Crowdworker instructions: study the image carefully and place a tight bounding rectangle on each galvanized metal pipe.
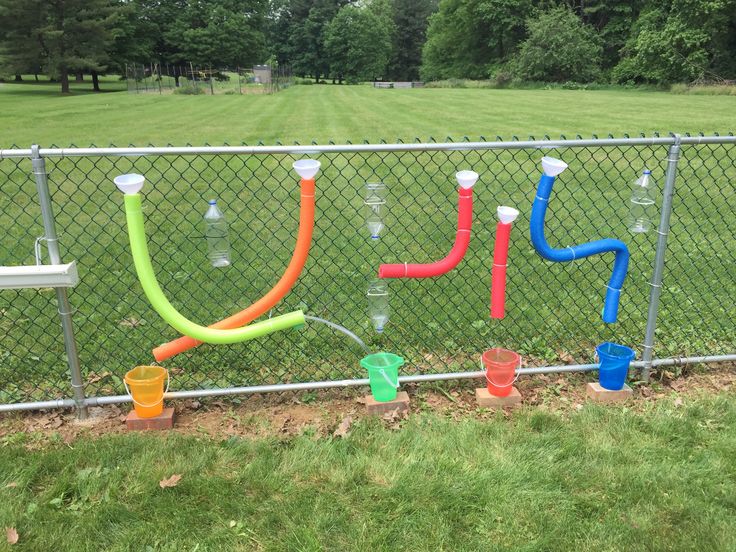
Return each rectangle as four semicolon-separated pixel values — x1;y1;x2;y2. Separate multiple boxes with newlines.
1;135;734;160
641;136;682;381
0;354;733;413
31;146;88;420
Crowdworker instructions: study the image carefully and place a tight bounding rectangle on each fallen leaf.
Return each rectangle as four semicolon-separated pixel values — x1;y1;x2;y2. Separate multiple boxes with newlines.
355;396;367;405
674;397;684;408
332;416;353;438
557;350;575;364
159;474;182;489
6;527;18;545
5;482;18;489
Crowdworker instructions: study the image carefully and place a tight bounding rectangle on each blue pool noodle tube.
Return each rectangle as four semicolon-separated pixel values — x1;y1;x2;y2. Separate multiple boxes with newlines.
530;157;629;323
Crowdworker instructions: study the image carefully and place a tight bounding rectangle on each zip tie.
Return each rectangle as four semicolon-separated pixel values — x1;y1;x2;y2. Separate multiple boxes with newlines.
535;196;548;202
70;382;85;389
606;285;621;292
457;229;470;233
567;247;576;260
655;229;668;236
404;262;409;277
493;263;507;268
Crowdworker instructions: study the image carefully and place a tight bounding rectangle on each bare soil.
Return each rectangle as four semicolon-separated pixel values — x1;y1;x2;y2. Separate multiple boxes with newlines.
1;363;733;448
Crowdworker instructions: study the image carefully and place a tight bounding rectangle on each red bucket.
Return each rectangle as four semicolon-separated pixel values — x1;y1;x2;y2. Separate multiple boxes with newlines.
482;348;520;397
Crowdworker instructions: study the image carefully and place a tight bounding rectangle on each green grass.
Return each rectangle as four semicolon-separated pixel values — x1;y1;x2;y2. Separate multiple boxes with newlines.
1;395;736;550
2;78;736;146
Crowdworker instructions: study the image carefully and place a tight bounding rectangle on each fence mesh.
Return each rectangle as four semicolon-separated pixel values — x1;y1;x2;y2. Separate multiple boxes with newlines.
0;137;734;403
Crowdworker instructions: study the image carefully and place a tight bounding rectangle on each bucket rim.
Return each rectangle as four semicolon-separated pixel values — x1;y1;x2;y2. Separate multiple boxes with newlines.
360;352;404;370
124;365;168;384
595;342;636;361
481;348;520;366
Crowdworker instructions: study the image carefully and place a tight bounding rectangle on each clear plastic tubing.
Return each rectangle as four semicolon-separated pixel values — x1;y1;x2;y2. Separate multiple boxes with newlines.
364;182;386;240
304;315;371;354
529;157;629;324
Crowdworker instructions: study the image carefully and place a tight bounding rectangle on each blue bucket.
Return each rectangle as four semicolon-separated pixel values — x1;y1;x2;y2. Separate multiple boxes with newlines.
596;342;636;391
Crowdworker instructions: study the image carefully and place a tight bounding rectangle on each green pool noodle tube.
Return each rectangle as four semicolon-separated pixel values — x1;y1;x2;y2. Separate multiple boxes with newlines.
124;193;305;344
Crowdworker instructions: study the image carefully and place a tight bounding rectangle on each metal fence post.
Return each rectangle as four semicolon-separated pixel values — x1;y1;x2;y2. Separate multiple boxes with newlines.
641;135;682;381
30;145;88;419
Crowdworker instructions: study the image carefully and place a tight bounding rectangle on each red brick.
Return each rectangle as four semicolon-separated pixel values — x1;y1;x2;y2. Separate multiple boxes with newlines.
475;386;522;408
364;391;410;416
586;382;633;403
125;407;175;431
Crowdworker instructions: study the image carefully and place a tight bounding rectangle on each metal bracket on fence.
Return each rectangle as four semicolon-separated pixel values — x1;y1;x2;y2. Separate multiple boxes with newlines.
641;134;682;382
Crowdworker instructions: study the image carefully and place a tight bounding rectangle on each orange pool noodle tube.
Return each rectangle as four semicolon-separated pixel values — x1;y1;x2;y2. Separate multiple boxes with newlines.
152;177;316;361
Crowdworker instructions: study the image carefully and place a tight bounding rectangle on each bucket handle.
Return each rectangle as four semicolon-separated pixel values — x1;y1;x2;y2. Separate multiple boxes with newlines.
480;357;520;388
124;370;170;408
379;368;399;389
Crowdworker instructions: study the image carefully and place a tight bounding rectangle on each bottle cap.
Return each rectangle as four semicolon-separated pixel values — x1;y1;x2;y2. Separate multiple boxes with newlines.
208;199;216;205
643;170;651;175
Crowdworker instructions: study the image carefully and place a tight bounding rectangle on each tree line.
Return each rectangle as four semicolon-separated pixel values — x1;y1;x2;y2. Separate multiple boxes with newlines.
422;0;736;85
1;0;735;93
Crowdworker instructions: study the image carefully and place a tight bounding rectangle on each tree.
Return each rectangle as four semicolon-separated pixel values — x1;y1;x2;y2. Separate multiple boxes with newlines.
324;4;392;83
509;6;603;83
388;0;437;80
0;0;46;80
0;0;120;93
421;0;532;81
613;0;736;84
288;0;349;80
165;0;268;67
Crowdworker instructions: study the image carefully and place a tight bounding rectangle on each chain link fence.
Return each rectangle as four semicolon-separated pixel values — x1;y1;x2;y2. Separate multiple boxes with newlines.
124;62;293;95
0;136;734;411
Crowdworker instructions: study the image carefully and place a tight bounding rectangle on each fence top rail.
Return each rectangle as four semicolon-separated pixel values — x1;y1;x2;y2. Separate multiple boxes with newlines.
0;135;734;159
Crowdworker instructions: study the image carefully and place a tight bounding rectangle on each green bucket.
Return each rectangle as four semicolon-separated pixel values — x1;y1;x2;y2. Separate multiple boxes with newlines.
360;352;404;402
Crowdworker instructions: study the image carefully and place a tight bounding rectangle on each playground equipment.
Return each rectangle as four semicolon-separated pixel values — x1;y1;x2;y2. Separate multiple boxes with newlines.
115;173;305;345
124;365;168;418
378;170;478;278
360;352;404;402
596;342;636;390
147;159;318;360
490;206;519;319
530;157;630;323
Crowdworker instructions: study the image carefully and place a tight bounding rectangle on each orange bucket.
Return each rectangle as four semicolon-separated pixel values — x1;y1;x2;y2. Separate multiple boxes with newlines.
482;348;520;397
124;366;169;418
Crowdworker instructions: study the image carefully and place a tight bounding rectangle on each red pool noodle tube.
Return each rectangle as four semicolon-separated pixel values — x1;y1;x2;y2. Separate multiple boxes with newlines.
490;206;520;319
378;170;479;279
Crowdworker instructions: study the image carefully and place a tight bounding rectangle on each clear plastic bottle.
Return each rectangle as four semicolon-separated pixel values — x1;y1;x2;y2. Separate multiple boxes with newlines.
364;182;387;239
628;170;656;233
204;199;231;267
367;279;389;333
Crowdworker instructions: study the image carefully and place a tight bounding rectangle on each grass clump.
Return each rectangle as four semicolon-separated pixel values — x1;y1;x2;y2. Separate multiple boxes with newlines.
1;394;736;550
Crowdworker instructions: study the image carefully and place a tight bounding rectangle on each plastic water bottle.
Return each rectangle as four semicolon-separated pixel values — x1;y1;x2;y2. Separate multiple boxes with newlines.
204;199;230;267
628;170;656;233
364;183;386;239
367;280;389;333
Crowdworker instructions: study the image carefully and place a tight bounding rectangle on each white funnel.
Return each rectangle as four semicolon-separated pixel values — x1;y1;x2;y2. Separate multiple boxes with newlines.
541;156;568;177
497;205;519;224
113;173;145;194
455;170;479;189
293;159;321;179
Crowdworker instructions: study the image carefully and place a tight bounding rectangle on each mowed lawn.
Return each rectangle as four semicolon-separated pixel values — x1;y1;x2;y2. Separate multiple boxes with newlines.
1;79;736;146
1;395;736;551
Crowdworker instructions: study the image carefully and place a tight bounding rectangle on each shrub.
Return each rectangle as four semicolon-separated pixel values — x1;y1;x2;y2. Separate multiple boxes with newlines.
174;85;205;95
509;7;603;83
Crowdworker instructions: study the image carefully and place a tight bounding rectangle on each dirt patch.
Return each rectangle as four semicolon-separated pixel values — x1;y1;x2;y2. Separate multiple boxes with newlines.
1;364;734;447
